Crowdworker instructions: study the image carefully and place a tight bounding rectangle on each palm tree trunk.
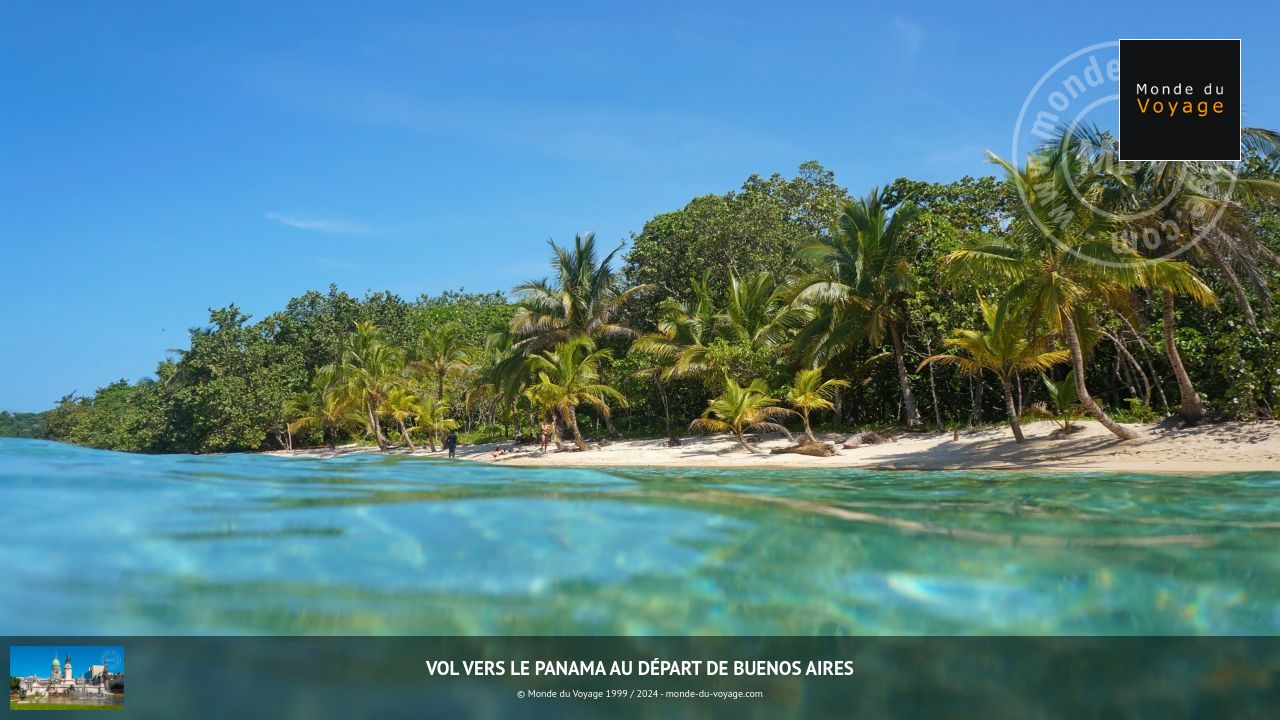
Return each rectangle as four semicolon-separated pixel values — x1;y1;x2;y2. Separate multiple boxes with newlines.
367;403;390;451
1163;291;1206;423
802;409;815;444
1202;237;1258;330
736;429;759;453
889;323;921;426
1001;378;1025;443
657;379;673;440
1061;312;1142;440
565;405;588;451
396;419;416;452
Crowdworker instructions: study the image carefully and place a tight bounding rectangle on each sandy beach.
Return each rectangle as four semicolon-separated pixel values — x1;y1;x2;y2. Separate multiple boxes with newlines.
268;419;1280;473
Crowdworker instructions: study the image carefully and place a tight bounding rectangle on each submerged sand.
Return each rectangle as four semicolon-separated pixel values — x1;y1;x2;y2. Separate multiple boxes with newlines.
267;419;1280;473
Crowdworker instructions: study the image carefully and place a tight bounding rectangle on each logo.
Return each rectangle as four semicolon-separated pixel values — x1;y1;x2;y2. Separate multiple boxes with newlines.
1011;41;1240;266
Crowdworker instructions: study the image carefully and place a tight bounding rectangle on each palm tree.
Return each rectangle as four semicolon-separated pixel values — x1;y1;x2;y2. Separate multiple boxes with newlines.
284;364;357;449
1110;127;1280;329
1057;125;1231;422
381;387;422;451
1042;371;1084;432
339;321;403;451
635;270;806;386
409;322;473;403
632;270;720;380
1144;260;1217;422
785;368;849;443
510;232;650;352
793;188;923;425
691;378;796;453
919;297;1069;442
526;336;628;451
414;397;458;453
947;146;1148;440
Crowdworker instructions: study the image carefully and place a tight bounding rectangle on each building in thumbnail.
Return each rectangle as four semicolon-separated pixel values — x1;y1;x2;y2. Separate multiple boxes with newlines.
15;653;118;699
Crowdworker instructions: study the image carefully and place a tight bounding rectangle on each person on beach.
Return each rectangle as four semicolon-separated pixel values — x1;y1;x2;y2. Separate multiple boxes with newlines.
540;422;551;452
446;429;458;459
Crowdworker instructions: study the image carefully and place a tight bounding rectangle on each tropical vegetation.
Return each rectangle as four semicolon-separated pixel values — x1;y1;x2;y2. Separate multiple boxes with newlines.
10;136;1280;453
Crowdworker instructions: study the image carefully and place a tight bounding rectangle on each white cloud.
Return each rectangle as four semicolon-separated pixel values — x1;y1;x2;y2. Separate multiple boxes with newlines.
265;212;372;235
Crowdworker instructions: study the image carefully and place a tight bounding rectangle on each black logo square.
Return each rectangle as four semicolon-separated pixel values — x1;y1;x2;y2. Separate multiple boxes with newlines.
1119;39;1240;161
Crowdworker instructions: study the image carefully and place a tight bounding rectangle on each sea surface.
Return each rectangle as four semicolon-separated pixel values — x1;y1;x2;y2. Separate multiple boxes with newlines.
2;438;1278;635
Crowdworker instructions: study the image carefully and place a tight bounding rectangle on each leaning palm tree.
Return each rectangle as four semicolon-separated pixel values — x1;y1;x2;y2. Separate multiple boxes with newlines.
946;146;1148;440
919;297;1069;442
793;188;924;425
1144;259;1218;422
690;378;796;453
381;387;422;451
526;336;628;451
785;368;850;443
1060;125;1245;422
338;321;403;451
510;232;650;352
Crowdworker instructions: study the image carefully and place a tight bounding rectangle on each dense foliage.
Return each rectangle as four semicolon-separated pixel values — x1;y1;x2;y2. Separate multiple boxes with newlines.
14;147;1280;453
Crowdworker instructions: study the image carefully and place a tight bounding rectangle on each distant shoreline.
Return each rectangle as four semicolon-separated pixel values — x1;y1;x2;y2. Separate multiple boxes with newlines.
264;419;1280;474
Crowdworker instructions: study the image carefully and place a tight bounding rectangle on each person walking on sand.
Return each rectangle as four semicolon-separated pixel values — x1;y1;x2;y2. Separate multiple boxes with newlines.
540;421;551;452
446;429;458;459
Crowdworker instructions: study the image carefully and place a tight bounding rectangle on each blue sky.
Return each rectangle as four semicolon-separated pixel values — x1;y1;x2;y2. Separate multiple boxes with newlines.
9;645;124;678
2;1;1279;411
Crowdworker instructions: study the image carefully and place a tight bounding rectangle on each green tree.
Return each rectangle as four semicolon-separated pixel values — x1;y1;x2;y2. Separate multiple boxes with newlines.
285;365;358;449
947;143;1152;440
785;368;849;443
381;387;423;451
511;232;649;352
919;297;1069;442
690;378;796;453
624;162;847;311
414;397;458;452
794;187;924;425
338;322;402;451
526;336;628;451
409;322;474;402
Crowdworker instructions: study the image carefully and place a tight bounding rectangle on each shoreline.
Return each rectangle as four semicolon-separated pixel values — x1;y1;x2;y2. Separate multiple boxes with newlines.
266;419;1280;474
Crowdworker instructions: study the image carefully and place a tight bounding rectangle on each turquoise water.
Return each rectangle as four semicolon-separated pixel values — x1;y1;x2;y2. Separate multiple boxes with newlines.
1;438;1278;635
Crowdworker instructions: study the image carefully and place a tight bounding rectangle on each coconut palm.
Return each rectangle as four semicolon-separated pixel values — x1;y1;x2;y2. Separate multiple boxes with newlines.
793;188;924;425
1042;371;1084;432
338;321;403;451
632;270;720;380
413;396;458;452
946;145;1149;440
526;336;628;451
1144;260;1218;422
785;368;850;443
284;364;358;449
919;297;1069;442
690;378;796;453
635;269;805;386
381;387;422;451
510;232;650;352
1053;125;1231;422
409;322;474;403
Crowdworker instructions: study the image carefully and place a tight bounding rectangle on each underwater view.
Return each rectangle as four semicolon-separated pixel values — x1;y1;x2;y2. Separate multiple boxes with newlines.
2;437;1278;636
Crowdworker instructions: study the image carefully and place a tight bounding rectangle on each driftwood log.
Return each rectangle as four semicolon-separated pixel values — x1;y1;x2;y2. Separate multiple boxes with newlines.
770;442;839;457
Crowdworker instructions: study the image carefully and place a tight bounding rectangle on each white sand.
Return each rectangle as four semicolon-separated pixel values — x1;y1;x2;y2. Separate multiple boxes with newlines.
268;419;1280;473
